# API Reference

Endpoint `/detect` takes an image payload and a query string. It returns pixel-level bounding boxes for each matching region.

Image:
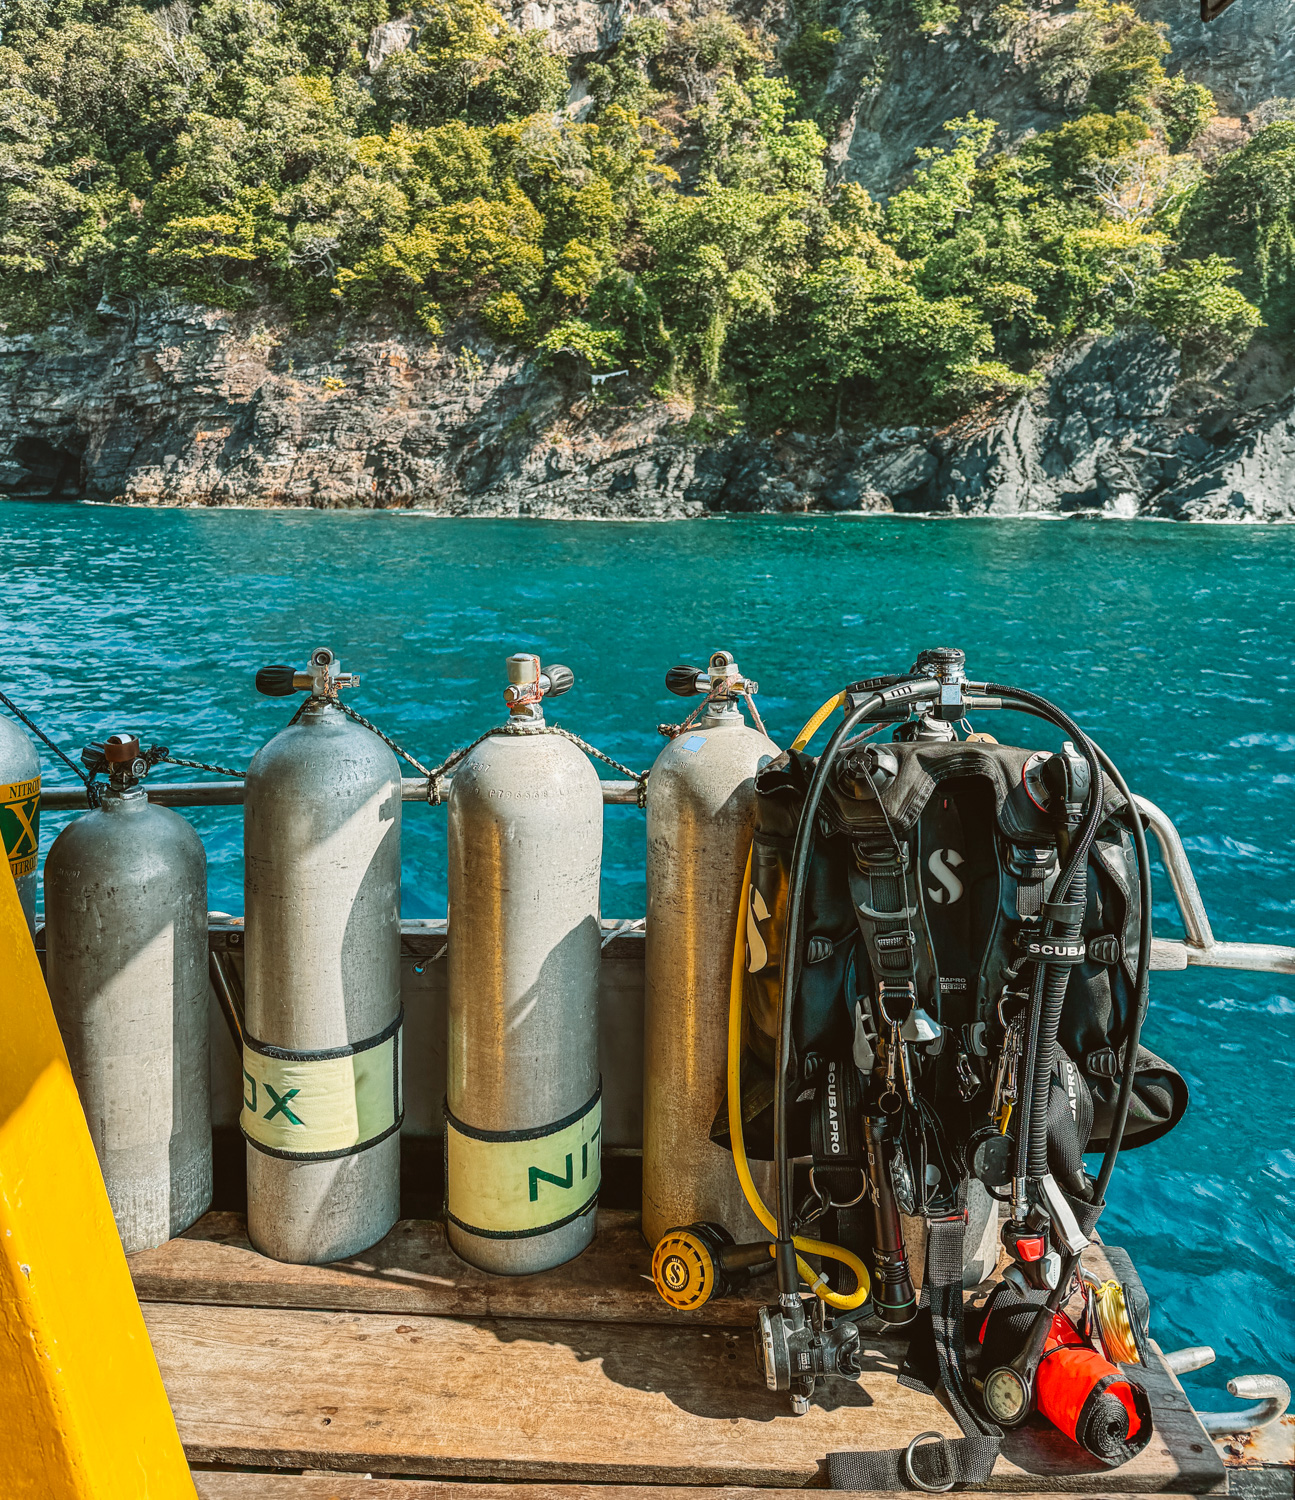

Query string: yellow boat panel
[0,866,195,1499]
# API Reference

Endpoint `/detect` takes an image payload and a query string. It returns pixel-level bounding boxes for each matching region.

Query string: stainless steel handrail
[1136,795,1295,975]
[1135,796,1215,949]
[36,784,1295,974]
[39,776,643,810]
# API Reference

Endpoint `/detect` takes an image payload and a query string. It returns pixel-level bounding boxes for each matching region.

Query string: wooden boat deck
[126,1210,1225,1497]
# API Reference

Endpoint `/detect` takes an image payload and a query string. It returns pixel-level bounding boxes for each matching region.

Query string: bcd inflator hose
[1026,865,1088,1181]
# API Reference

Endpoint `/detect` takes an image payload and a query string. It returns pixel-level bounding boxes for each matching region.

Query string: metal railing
[1136,796,1295,976]
[39,776,644,810]
[36,782,1295,976]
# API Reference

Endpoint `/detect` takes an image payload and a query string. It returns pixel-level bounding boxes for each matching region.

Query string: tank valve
[502,653,574,724]
[81,734,148,792]
[255,647,359,701]
[912,646,968,722]
[666,650,757,706]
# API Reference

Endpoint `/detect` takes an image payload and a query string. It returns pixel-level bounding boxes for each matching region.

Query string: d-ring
[808,1166,868,1209]
[904,1430,955,1493]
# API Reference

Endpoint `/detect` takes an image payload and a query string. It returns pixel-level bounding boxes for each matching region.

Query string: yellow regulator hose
[791,691,846,753]
[728,840,871,1310]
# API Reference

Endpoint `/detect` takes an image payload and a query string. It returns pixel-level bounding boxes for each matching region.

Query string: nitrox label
[241,1025,403,1160]
[1,777,40,881]
[445,1090,602,1239]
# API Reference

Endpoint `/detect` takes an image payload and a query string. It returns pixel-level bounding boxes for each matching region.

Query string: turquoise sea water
[2,499,1292,1415]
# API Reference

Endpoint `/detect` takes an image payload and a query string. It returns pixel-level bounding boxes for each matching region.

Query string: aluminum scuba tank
[642,652,778,1249]
[44,734,212,1252]
[0,712,40,934]
[445,653,603,1274]
[243,648,402,1264]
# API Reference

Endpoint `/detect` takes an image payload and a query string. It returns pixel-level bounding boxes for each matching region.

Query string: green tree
[884,114,995,258]
[1178,122,1295,338]
[583,19,668,120]
[1137,255,1261,366]
[645,185,813,385]
[1157,73,1214,151]
[277,0,386,73]
[744,255,995,427]
[371,0,567,128]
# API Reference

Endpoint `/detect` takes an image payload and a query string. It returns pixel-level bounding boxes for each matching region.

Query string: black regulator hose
[983,687,1106,1190]
[1087,742,1153,1210]
[771,677,940,1295]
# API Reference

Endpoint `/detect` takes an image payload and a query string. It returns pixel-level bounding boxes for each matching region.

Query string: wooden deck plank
[129,1211,769,1327]
[148,1302,1219,1491]
[1098,1248,1224,1498]
[192,1479,1212,1500]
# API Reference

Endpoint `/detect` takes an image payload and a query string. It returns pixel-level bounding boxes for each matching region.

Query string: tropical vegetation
[0,0,1288,427]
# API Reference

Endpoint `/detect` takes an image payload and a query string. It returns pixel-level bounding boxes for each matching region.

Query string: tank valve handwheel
[255,648,358,701]
[652,1227,722,1311]
[666,664,707,697]
[255,665,299,697]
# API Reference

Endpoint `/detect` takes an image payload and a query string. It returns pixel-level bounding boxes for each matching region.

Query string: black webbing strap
[847,853,928,1036]
[828,1213,1002,1490]
[809,1054,871,1297]
[1013,846,1053,920]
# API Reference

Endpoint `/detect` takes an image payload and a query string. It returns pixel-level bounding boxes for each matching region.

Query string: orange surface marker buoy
[0,864,196,1498]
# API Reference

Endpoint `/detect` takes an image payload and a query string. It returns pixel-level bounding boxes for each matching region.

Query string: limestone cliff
[3,302,1291,517]
[3,0,1295,518]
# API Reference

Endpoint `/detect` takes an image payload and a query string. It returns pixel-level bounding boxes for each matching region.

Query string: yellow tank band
[446,1087,601,1239]
[241,1013,403,1160]
[0,776,40,880]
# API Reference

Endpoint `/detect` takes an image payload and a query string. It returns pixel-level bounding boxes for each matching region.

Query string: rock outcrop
[1154,394,1295,519]
[1,303,1291,518]
[835,0,1295,199]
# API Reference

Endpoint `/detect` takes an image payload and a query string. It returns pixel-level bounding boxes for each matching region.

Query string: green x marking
[5,797,38,858]
[263,1084,303,1125]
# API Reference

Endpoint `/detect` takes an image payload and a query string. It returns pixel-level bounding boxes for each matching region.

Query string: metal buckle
[904,1430,956,1493]
[876,979,916,1026]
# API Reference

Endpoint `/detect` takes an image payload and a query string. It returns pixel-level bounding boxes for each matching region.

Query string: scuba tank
[703,649,1182,1476]
[44,734,212,1252]
[0,712,40,934]
[445,653,602,1274]
[642,651,777,1249]
[244,648,402,1265]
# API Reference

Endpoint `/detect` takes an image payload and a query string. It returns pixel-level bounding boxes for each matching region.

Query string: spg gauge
[982,1364,1032,1426]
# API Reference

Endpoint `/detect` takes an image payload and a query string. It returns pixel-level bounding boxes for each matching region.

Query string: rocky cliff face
[2,302,1292,518]
[835,0,1295,196]
[3,0,1295,520]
